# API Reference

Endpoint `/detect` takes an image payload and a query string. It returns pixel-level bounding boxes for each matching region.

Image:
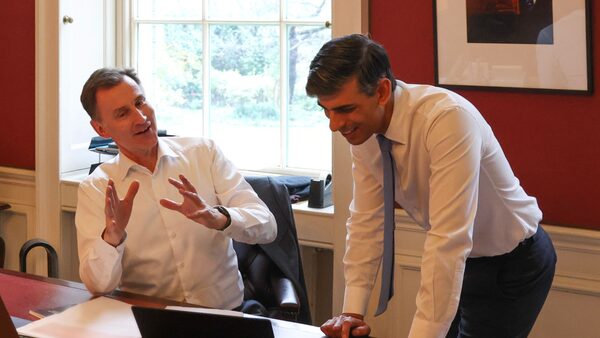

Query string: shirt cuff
[408,314,452,338]
[219,208,241,237]
[81,236,125,293]
[342,286,372,316]
[95,233,126,257]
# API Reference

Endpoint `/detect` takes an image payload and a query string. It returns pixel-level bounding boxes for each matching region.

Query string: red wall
[0,1,36,170]
[371,1,600,229]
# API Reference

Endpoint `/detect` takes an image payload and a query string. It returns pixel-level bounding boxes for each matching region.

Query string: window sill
[292,200,334,217]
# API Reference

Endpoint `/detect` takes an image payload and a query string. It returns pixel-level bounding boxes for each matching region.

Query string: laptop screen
[0,296,20,338]
[132,306,275,338]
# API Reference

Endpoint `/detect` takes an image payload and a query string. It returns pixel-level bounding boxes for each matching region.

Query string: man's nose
[328,111,342,132]
[133,108,148,123]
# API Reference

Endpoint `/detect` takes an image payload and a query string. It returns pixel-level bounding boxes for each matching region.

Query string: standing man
[307,34,556,338]
[76,68,277,310]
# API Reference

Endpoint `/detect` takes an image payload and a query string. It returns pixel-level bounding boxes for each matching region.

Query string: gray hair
[80,68,143,120]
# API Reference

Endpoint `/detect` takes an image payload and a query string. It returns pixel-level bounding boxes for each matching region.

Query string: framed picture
[434,0,593,94]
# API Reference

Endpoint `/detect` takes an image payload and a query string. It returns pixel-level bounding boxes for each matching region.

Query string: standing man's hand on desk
[321,313,371,338]
[102,179,140,247]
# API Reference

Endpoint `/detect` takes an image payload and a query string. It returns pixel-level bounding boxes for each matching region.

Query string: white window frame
[116,0,332,177]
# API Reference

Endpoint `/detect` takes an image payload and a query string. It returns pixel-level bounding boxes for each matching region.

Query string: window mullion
[279,0,287,170]
[202,0,210,137]
[129,0,137,68]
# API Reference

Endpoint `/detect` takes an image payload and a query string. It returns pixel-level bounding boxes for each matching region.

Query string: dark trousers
[446,226,557,338]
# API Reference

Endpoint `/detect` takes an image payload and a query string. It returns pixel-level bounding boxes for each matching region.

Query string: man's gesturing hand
[159,174,228,230]
[103,179,140,247]
[321,313,371,338]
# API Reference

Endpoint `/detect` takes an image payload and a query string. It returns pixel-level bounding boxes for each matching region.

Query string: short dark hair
[305,34,396,97]
[80,68,142,120]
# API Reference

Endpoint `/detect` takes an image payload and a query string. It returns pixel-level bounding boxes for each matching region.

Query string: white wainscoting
[0,167,36,271]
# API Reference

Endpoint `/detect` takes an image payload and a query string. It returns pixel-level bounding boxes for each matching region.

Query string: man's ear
[90,119,110,138]
[376,78,392,106]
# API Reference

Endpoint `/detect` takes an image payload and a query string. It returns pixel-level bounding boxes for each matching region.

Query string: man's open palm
[103,179,140,246]
[160,174,224,230]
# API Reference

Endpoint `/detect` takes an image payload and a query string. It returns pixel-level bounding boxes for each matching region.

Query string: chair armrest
[270,273,300,311]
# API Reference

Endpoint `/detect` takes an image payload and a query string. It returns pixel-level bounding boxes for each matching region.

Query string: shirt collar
[114,138,179,181]
[380,80,409,145]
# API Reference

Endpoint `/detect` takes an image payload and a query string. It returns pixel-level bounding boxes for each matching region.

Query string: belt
[518,235,535,247]
[518,228,540,248]
[467,228,542,263]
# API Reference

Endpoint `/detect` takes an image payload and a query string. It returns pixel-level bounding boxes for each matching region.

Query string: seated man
[76,68,277,310]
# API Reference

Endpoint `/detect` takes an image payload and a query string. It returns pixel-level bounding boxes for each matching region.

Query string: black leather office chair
[234,241,300,321]
[235,176,311,324]
[19,238,59,278]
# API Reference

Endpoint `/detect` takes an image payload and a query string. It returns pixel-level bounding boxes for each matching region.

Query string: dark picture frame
[433,0,593,94]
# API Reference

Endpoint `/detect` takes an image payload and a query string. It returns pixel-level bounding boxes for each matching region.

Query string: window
[127,0,332,174]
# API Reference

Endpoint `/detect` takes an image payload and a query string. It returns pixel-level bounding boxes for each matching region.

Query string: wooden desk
[1,269,327,337]
[0,268,187,320]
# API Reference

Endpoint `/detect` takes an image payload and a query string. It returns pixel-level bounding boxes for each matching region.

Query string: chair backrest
[239,176,311,324]
[19,238,59,278]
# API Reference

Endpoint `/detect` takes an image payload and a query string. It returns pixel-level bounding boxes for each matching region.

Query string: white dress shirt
[76,137,277,310]
[342,81,542,337]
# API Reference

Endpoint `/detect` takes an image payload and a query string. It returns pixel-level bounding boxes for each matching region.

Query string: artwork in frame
[434,0,593,94]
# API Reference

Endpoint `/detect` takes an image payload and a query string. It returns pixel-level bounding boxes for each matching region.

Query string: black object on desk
[132,306,275,338]
[308,174,332,208]
[0,295,21,338]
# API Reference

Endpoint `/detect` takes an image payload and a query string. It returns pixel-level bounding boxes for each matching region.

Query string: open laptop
[0,296,32,338]
[132,306,275,338]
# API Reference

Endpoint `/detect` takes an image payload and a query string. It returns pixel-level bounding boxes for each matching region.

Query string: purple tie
[375,134,395,316]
